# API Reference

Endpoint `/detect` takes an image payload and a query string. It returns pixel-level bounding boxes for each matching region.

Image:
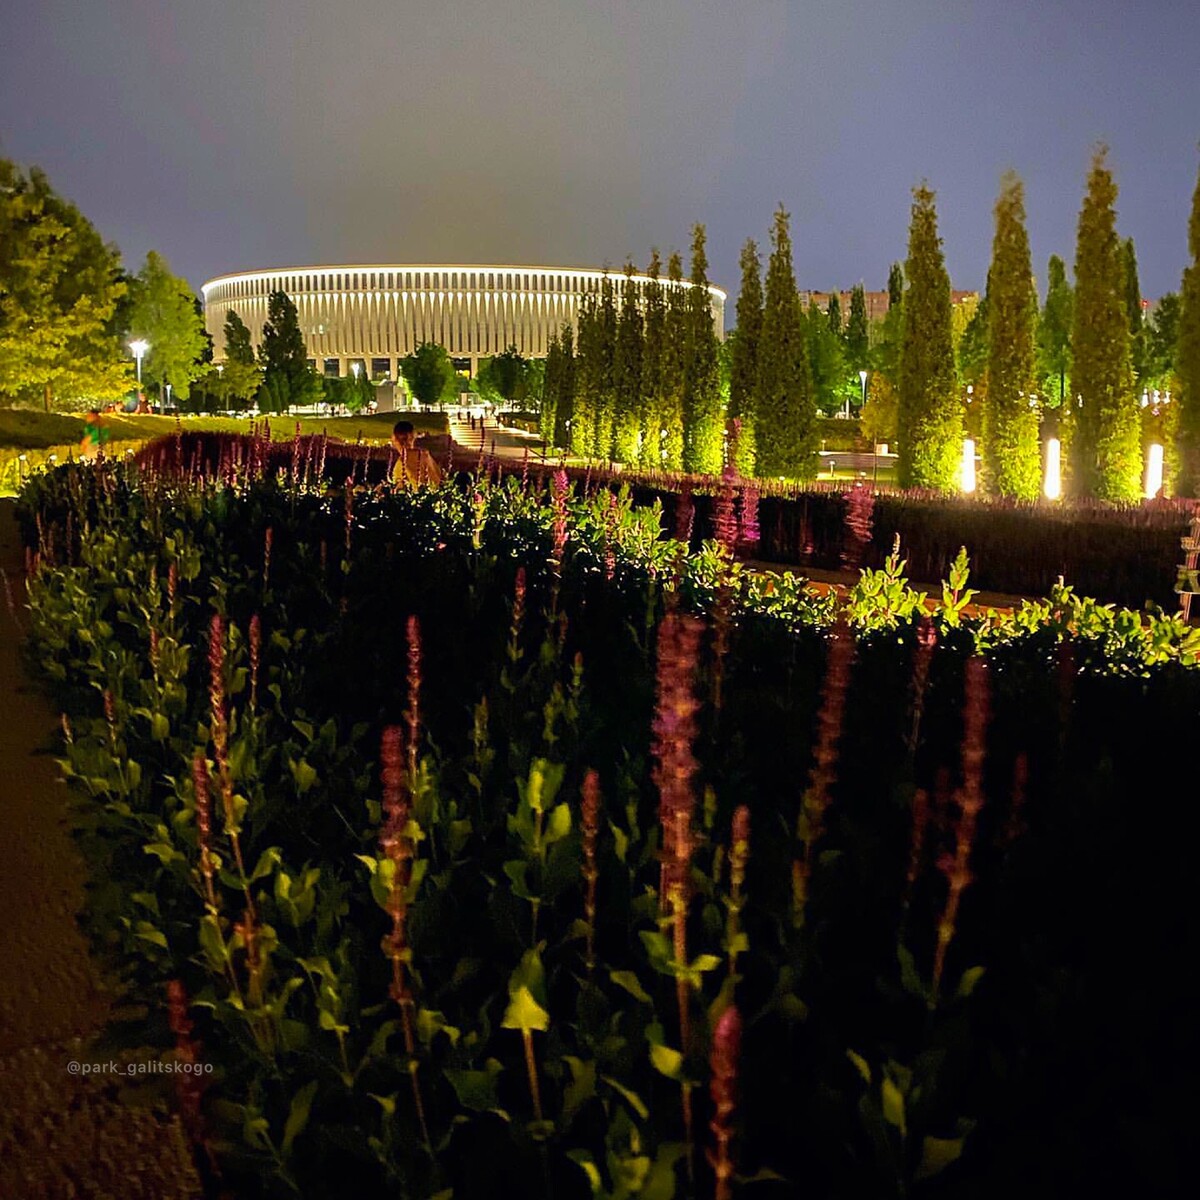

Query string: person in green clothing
[79,411,109,458]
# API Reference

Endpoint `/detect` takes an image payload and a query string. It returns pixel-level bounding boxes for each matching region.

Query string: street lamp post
[129,339,149,410]
[165,383,173,413]
[858,369,867,415]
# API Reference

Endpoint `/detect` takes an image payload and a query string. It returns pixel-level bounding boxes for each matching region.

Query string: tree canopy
[400,342,457,409]
[0,158,131,410]
[126,250,208,402]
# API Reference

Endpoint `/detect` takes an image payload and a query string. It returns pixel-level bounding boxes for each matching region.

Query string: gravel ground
[0,499,203,1199]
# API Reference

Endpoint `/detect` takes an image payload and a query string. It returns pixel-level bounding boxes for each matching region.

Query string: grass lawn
[0,409,448,495]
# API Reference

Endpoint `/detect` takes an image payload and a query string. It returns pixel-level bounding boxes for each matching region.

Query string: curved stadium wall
[202,264,726,381]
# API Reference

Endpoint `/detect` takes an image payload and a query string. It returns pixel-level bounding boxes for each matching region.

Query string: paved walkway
[0,500,201,1199]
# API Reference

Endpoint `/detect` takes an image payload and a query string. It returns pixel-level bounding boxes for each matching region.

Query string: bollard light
[1044,437,1062,500]
[960,438,976,494]
[1144,443,1164,499]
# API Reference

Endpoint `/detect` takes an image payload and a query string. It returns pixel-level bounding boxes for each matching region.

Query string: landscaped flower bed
[15,447,1198,1198]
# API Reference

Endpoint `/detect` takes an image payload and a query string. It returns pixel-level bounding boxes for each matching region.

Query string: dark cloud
[2,0,1197,309]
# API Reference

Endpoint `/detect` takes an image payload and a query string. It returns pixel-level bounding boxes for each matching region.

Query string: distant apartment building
[801,289,980,321]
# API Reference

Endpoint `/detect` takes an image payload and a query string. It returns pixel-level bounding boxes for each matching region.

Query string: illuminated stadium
[202,264,726,381]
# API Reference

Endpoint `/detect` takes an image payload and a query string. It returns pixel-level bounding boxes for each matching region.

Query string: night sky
[2,0,1198,313]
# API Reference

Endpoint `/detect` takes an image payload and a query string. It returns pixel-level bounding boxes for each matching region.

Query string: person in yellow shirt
[390,420,443,488]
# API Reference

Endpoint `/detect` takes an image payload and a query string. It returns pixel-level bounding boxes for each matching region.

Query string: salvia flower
[841,482,875,571]
[262,526,273,591]
[708,1004,743,1200]
[581,770,601,972]
[192,754,217,910]
[793,622,855,928]
[738,485,760,553]
[249,614,261,711]
[405,615,422,781]
[725,805,750,979]
[930,655,990,1006]
[550,470,569,566]
[166,980,214,1169]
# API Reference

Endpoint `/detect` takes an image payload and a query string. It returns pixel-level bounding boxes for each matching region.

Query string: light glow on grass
[960,438,976,494]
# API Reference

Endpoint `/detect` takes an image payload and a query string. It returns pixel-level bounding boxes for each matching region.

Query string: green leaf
[502,986,550,1033]
[916,1135,966,1180]
[649,1043,683,1081]
[600,1074,649,1121]
[445,1059,504,1112]
[561,1056,597,1129]
[281,1080,318,1158]
[608,970,653,1005]
[956,965,986,998]
[289,756,318,795]
[544,802,572,845]
[134,921,168,950]
[149,711,170,741]
[881,1075,907,1138]
[249,846,282,883]
[846,1049,872,1086]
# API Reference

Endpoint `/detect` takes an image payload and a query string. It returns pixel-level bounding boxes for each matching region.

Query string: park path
[0,499,201,1199]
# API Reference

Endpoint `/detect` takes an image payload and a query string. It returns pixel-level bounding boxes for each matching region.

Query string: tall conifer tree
[1037,255,1074,410]
[614,262,644,464]
[661,252,687,470]
[1177,156,1200,495]
[1069,147,1139,500]
[260,291,319,412]
[683,224,722,473]
[594,274,618,459]
[846,283,869,376]
[897,185,962,489]
[887,262,905,309]
[982,173,1040,499]
[641,250,667,468]
[1123,238,1149,391]
[826,292,843,336]
[541,330,562,446]
[572,293,600,456]
[729,238,763,474]
[552,324,576,452]
[753,205,815,478]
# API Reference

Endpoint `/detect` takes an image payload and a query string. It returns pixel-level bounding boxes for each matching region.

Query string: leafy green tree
[1123,238,1150,391]
[753,205,816,478]
[982,173,1040,498]
[897,185,962,490]
[400,341,456,409]
[523,357,545,417]
[1178,156,1200,495]
[660,253,688,470]
[220,310,261,408]
[0,158,131,410]
[259,291,321,412]
[1146,293,1181,391]
[845,284,869,377]
[613,263,643,464]
[683,224,722,473]
[728,239,763,474]
[127,251,208,402]
[640,250,667,468]
[805,298,850,416]
[1037,255,1074,409]
[1068,147,1140,501]
[478,346,529,408]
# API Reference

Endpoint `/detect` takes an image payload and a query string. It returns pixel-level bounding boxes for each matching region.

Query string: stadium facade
[201,264,726,381]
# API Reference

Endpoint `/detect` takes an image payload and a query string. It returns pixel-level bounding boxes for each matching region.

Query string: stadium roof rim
[201,264,726,300]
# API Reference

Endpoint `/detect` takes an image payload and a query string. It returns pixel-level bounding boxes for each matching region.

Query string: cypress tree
[592,274,618,459]
[541,330,561,446]
[683,224,723,473]
[1037,255,1074,410]
[1069,147,1139,501]
[753,205,816,478]
[887,262,904,309]
[260,290,318,412]
[572,293,599,456]
[982,172,1040,499]
[897,185,962,490]
[846,283,869,376]
[613,262,643,464]
[1177,156,1200,495]
[729,238,763,474]
[661,252,687,470]
[641,250,667,468]
[221,309,261,406]
[553,324,576,452]
[1123,238,1149,391]
[826,291,843,337]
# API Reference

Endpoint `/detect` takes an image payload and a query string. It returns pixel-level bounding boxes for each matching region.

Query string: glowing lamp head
[129,339,149,359]
[1044,437,1062,501]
